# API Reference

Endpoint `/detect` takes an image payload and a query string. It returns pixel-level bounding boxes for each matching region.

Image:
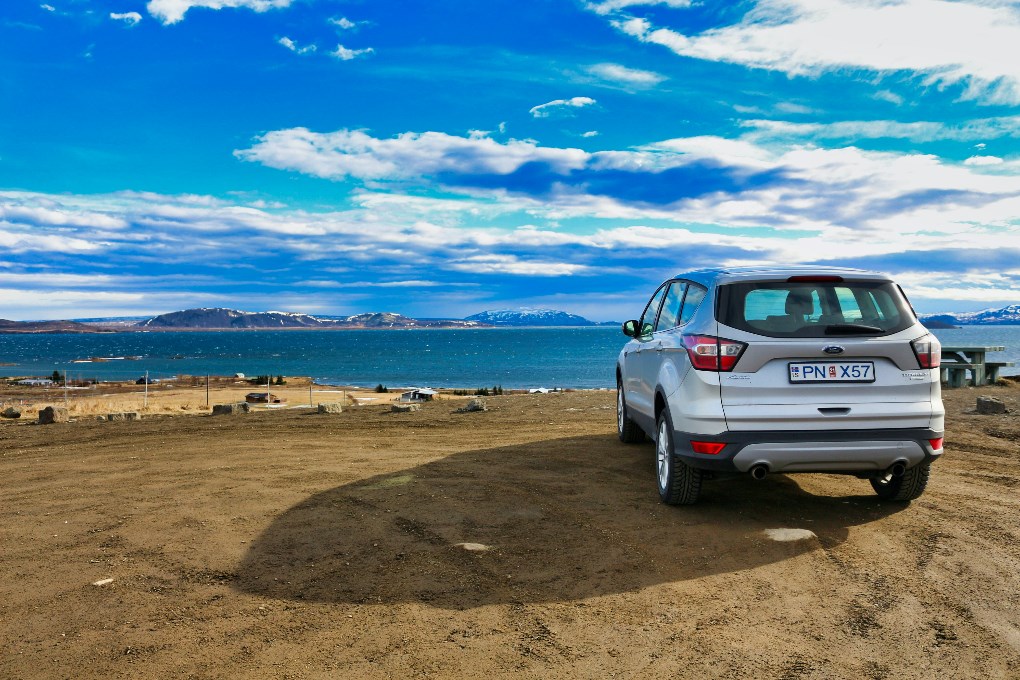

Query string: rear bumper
[673,427,944,474]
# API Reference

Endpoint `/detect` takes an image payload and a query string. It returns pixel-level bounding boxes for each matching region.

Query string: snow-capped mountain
[136,308,486,329]
[465,308,604,327]
[138,308,332,328]
[920,304,1020,327]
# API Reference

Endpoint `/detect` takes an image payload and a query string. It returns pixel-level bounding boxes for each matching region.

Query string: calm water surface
[1,325,1017,388]
[0,328,626,389]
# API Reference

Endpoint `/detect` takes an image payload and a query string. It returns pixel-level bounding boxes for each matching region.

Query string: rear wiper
[825,323,883,334]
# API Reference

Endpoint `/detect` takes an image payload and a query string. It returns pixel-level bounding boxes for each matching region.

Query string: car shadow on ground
[234,434,905,608]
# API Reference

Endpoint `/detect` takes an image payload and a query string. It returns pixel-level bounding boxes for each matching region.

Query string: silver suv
[616,266,945,505]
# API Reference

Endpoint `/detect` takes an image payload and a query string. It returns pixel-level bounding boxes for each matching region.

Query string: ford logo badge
[823,345,845,355]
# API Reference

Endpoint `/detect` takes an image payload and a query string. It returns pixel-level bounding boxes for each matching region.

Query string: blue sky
[2,0,1020,321]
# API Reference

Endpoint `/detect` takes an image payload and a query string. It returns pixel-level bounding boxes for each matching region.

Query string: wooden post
[206,374,210,408]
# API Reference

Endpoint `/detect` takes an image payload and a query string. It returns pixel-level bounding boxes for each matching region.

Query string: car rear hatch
[714,276,937,432]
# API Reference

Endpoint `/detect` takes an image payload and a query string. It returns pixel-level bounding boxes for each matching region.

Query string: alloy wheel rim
[617,387,624,433]
[657,420,669,488]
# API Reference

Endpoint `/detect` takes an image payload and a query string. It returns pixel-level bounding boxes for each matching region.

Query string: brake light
[691,440,726,455]
[787,275,844,283]
[911,335,941,369]
[682,335,747,371]
[928,437,944,450]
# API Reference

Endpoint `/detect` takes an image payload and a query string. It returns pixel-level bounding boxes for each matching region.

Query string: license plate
[789,362,875,383]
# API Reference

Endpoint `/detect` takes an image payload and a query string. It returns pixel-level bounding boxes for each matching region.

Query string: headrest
[785,291,813,315]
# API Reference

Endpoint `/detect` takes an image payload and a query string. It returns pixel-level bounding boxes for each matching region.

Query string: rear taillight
[911,335,941,369]
[929,437,944,451]
[682,335,747,372]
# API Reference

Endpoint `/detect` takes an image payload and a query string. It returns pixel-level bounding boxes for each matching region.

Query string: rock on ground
[318,403,343,414]
[38,406,69,424]
[976,396,1008,414]
[2,406,21,419]
[212,402,251,416]
[391,403,420,413]
[457,398,487,413]
[106,412,140,421]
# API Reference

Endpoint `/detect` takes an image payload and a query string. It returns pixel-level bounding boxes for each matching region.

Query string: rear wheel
[871,461,931,501]
[656,409,702,505]
[617,381,644,443]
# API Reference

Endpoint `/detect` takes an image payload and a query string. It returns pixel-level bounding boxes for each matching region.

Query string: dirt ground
[2,384,1019,679]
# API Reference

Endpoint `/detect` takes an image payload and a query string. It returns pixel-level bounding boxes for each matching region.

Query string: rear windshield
[717,280,915,337]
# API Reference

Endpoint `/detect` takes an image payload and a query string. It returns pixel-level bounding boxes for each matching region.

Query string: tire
[656,409,702,505]
[870,461,931,501]
[617,381,644,444]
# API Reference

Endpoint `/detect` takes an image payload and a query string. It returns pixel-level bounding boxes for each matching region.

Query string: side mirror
[622,320,640,338]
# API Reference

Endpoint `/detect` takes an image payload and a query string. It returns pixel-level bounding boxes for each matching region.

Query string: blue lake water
[2,325,1018,388]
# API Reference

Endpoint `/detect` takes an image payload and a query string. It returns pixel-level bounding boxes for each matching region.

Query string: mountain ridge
[136,308,486,329]
[920,304,1020,327]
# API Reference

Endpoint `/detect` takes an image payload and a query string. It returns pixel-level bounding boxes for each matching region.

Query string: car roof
[672,265,893,287]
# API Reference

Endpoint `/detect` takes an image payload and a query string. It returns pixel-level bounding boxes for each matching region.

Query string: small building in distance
[400,388,438,402]
[245,392,284,404]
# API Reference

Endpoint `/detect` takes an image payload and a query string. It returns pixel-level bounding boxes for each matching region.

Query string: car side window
[678,283,707,325]
[639,284,668,337]
[655,281,686,332]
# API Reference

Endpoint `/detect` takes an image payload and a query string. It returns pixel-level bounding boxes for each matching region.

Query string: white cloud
[447,255,592,276]
[235,129,589,180]
[331,44,374,61]
[0,226,106,254]
[609,0,1020,104]
[40,4,55,11]
[963,155,1004,166]
[146,0,292,25]
[889,272,1020,302]
[109,11,142,25]
[740,116,1020,143]
[329,16,366,30]
[586,62,666,86]
[582,131,600,138]
[277,36,316,55]
[873,89,905,106]
[587,0,692,16]
[3,178,1020,314]
[0,203,128,229]
[529,96,597,118]
[774,102,814,115]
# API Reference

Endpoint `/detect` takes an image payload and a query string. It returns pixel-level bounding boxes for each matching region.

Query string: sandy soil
[0,377,425,418]
[1,385,1019,679]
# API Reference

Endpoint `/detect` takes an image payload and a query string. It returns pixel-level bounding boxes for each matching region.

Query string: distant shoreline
[1,324,621,334]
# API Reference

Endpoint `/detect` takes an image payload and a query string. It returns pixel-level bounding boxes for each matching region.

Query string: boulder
[976,396,1008,415]
[106,412,140,422]
[38,406,69,424]
[212,402,251,416]
[318,402,343,414]
[392,403,420,413]
[2,406,21,419]
[457,399,487,413]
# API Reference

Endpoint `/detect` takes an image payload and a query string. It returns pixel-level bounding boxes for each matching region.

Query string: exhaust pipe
[750,464,768,481]
[888,462,906,478]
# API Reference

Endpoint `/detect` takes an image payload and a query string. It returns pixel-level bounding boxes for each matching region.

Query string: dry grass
[0,382,463,420]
